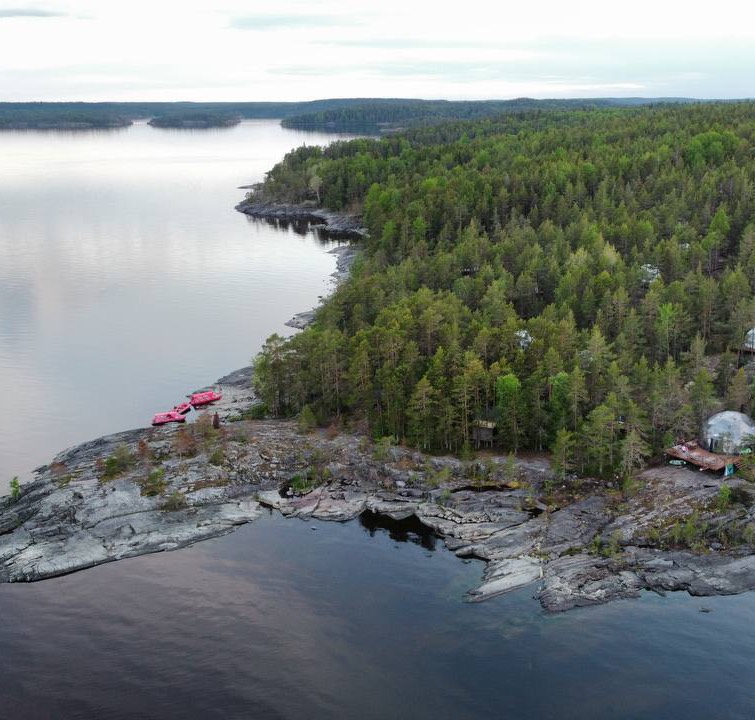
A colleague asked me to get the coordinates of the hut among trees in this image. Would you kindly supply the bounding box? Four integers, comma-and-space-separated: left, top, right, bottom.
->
472, 420, 496, 449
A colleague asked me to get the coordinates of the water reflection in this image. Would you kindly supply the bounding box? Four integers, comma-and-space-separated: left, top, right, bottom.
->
245, 215, 339, 242
2, 511, 755, 719
0, 121, 353, 487
359, 509, 438, 550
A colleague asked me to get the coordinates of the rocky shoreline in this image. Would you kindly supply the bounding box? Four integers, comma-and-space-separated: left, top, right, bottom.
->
234, 197, 368, 238
3, 360, 755, 611
234, 197, 364, 329
284, 245, 359, 329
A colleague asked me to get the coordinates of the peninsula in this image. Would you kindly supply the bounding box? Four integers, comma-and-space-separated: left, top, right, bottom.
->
3, 101, 755, 613
2, 364, 755, 613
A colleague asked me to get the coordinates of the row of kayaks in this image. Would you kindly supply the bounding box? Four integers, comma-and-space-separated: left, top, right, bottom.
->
152, 390, 223, 426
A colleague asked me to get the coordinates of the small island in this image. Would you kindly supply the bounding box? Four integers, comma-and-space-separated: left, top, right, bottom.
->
148, 111, 241, 129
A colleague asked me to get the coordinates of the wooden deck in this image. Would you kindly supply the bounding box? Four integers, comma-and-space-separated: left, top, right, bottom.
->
665, 440, 741, 472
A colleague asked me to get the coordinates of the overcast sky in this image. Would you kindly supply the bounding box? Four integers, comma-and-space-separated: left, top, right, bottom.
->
1, 0, 754, 101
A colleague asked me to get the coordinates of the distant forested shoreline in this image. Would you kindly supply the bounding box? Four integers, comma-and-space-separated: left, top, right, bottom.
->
279, 97, 699, 134
0, 97, 700, 131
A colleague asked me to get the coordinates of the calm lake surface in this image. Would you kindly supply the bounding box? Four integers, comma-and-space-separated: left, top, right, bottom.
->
0, 120, 350, 487
2, 121, 755, 719
1, 512, 755, 719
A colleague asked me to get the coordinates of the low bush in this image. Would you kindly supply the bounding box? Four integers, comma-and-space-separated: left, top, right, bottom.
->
161, 491, 188, 511
101, 444, 135, 480
208, 448, 225, 466
297, 404, 318, 433
140, 468, 167, 496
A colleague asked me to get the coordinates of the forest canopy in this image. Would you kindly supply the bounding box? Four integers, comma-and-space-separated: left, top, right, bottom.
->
251, 102, 755, 478
0, 97, 690, 131
279, 97, 693, 134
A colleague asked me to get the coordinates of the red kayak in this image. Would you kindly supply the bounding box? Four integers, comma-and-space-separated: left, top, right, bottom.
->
190, 390, 222, 407
173, 401, 193, 415
152, 411, 186, 426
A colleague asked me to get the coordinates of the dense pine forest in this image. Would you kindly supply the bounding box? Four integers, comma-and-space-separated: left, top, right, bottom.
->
279, 97, 692, 133
0, 97, 684, 131
147, 111, 241, 128
251, 102, 755, 479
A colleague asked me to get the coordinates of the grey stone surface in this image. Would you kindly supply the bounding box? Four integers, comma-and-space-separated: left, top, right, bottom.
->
234, 199, 368, 238
4, 368, 755, 613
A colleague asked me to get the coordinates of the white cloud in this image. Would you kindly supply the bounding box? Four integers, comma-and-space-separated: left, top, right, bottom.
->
0, 0, 753, 100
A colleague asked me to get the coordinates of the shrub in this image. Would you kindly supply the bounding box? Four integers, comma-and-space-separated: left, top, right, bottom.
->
289, 464, 332, 494
458, 443, 474, 461
101, 444, 135, 480
161, 491, 188, 511
297, 404, 318, 433
9, 476, 20, 500
605, 531, 623, 557
501, 454, 521, 486
172, 427, 197, 458
667, 511, 708, 549
426, 466, 451, 488
739, 453, 755, 482
234, 403, 267, 421
140, 468, 167, 496
716, 483, 732, 512
57, 474, 73, 488
49, 461, 67, 477
289, 474, 314, 494
208, 448, 225, 466
194, 413, 215, 440
136, 439, 153, 461
372, 436, 394, 461
742, 523, 755, 545
230, 428, 250, 444
589, 531, 623, 558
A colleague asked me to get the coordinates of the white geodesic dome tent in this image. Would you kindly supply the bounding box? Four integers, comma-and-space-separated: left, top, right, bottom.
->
700, 411, 755, 455
744, 328, 755, 352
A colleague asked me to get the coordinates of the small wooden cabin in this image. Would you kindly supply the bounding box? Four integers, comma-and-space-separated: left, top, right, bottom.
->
472, 420, 497, 448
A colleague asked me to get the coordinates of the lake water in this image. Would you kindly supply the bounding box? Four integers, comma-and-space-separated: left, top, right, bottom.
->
0, 120, 350, 489
1, 511, 755, 719
2, 121, 755, 719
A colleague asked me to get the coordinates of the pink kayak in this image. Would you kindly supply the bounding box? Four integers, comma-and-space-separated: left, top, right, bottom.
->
189, 390, 222, 407
152, 411, 186, 426
173, 401, 193, 415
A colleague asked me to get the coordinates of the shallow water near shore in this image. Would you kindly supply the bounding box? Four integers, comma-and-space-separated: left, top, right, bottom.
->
0, 120, 352, 489
1, 511, 755, 719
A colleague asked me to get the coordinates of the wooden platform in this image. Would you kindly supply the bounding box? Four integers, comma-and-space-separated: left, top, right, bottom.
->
665, 440, 741, 472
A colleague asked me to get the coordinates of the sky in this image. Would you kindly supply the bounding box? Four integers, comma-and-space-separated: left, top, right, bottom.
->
1, 0, 754, 102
